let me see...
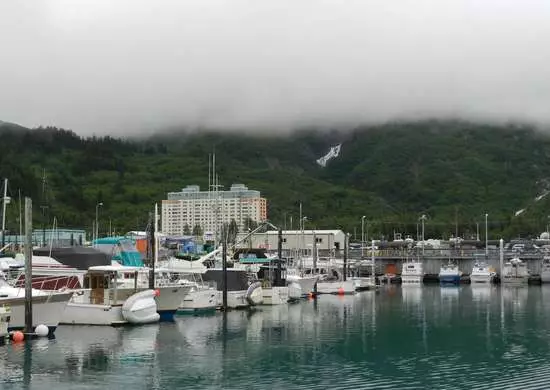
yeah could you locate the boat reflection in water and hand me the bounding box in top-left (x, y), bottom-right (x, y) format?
top-left (470, 284), bottom-right (494, 303)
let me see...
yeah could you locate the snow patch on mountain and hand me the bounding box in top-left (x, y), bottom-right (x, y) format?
top-left (316, 144), bottom-right (342, 167)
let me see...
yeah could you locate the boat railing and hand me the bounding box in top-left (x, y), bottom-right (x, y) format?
top-left (7, 271), bottom-right (80, 291)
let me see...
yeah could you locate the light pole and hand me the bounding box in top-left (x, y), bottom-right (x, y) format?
top-left (95, 202), bottom-right (103, 243)
top-left (361, 215), bottom-right (366, 258)
top-left (485, 214), bottom-right (489, 256)
top-left (420, 214), bottom-right (427, 256)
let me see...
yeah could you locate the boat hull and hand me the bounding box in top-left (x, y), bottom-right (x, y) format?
top-left (439, 274), bottom-right (461, 285)
top-left (4, 292), bottom-right (72, 334)
top-left (216, 290), bottom-right (251, 309)
top-left (286, 276), bottom-right (318, 296)
top-left (61, 302), bottom-right (126, 325)
top-left (155, 286), bottom-right (191, 321)
top-left (401, 275), bottom-right (423, 284)
top-left (261, 287), bottom-right (289, 305)
top-left (351, 277), bottom-right (376, 290)
top-left (470, 274), bottom-right (493, 283)
top-left (178, 288), bottom-right (217, 313)
top-left (501, 276), bottom-right (529, 285)
top-left (317, 280), bottom-right (356, 294)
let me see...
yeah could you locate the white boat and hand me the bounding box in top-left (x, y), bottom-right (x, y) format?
top-left (60, 265), bottom-right (190, 325)
top-left (470, 262), bottom-right (496, 283)
top-left (261, 285), bottom-right (289, 305)
top-left (541, 257), bottom-right (550, 283)
top-left (401, 261), bottom-right (424, 284)
top-left (178, 288), bottom-right (218, 314)
top-left (286, 271), bottom-right (318, 296)
top-left (316, 279), bottom-right (356, 294)
top-left (439, 262), bottom-right (461, 285)
top-left (0, 275), bottom-right (72, 334)
top-left (177, 273), bottom-right (218, 314)
top-left (60, 267), bottom-right (160, 325)
top-left (350, 276), bottom-right (376, 290)
top-left (501, 257), bottom-right (529, 285)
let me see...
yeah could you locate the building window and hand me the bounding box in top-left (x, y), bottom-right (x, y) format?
top-left (316, 238), bottom-right (323, 243)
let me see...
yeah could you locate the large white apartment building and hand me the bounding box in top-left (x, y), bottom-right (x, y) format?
top-left (161, 183), bottom-right (267, 237)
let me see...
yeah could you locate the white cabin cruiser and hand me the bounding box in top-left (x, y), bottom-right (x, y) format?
top-left (60, 267), bottom-right (160, 326)
top-left (401, 261), bottom-right (424, 284)
top-left (470, 262), bottom-right (496, 283)
top-left (501, 257), bottom-right (529, 285)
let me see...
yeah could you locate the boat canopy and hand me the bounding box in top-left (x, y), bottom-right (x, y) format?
top-left (92, 236), bottom-right (144, 267)
top-left (33, 246), bottom-right (111, 270)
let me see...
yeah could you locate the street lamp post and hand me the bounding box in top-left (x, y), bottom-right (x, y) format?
top-left (361, 215), bottom-right (366, 258)
top-left (485, 214), bottom-right (489, 256)
top-left (95, 202), bottom-right (103, 243)
top-left (420, 214), bottom-right (427, 256)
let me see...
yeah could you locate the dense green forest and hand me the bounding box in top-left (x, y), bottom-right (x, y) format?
top-left (1, 119), bottom-right (550, 240)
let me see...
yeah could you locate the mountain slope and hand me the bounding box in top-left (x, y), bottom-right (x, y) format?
top-left (1, 120), bottom-right (549, 239)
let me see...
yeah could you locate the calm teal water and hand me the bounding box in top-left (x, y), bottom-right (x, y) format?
top-left (2, 285), bottom-right (550, 389)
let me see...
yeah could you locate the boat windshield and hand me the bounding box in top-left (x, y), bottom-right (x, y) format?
top-left (119, 239), bottom-right (138, 252)
top-left (95, 243), bottom-right (116, 255)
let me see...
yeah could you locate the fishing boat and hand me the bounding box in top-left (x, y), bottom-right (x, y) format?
top-left (470, 262), bottom-right (496, 283)
top-left (401, 261), bottom-right (424, 284)
top-left (501, 257), bottom-right (529, 285)
top-left (439, 261), bottom-right (461, 285)
top-left (0, 275), bottom-right (72, 334)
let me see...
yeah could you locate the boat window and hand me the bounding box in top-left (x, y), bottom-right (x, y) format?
top-left (119, 239), bottom-right (138, 252)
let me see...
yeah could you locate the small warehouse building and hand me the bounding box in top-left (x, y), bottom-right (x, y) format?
top-left (236, 229), bottom-right (346, 257)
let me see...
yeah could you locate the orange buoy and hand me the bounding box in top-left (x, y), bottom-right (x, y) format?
top-left (154, 289), bottom-right (160, 297)
top-left (11, 331), bottom-right (24, 343)
top-left (338, 287), bottom-right (345, 295)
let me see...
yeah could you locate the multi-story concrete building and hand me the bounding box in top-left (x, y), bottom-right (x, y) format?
top-left (161, 183), bottom-right (267, 237)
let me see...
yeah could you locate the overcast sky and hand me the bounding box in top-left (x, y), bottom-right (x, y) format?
top-left (1, 0), bottom-right (550, 135)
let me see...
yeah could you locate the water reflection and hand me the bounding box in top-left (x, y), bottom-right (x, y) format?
top-left (2, 287), bottom-right (550, 389)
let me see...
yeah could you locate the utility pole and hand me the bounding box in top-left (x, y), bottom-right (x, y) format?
top-left (420, 214), bottom-right (427, 257)
top-left (24, 197), bottom-right (33, 333)
top-left (361, 215), bottom-right (366, 259)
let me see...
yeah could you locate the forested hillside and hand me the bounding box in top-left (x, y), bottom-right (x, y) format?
top-left (1, 120), bottom-right (549, 239)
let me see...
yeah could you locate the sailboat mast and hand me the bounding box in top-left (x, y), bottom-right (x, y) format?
top-left (1, 178), bottom-right (7, 247)
top-left (154, 203), bottom-right (159, 269)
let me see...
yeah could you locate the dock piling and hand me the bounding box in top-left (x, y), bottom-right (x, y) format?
top-left (24, 197), bottom-right (33, 334)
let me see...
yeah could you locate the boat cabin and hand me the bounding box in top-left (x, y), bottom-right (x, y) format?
top-left (83, 266), bottom-right (142, 305)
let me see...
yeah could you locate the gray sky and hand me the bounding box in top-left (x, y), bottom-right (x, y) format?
top-left (1, 0), bottom-right (550, 135)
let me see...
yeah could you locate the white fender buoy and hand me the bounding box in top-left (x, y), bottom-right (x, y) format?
top-left (35, 324), bottom-right (49, 337)
top-left (246, 282), bottom-right (263, 306)
top-left (122, 290), bottom-right (160, 324)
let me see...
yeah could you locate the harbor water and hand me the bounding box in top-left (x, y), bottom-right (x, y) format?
top-left (2, 285), bottom-right (550, 389)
